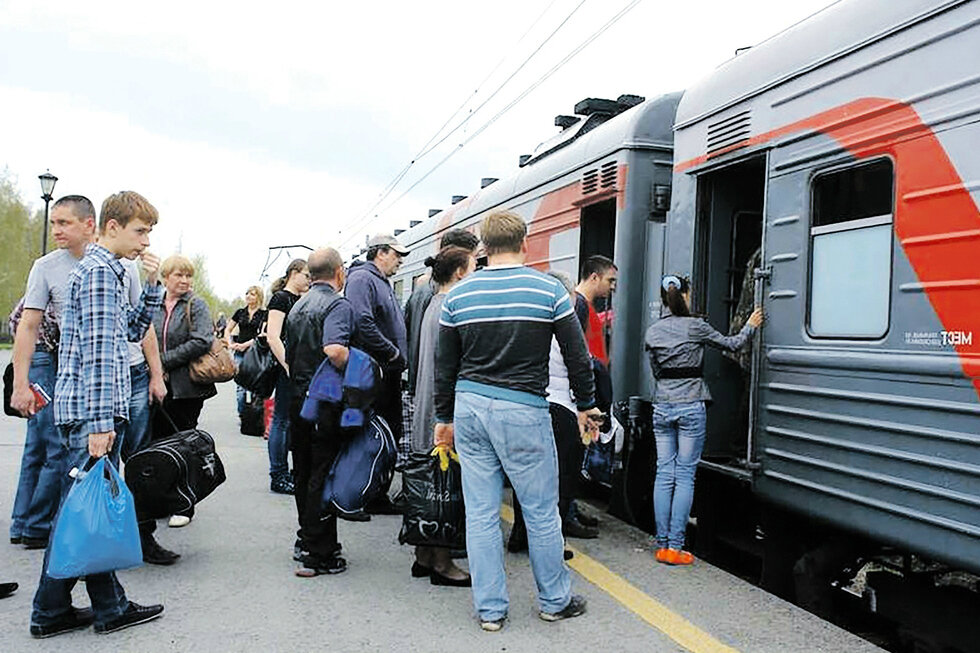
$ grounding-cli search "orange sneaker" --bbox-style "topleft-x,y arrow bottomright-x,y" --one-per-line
658,549 -> 694,565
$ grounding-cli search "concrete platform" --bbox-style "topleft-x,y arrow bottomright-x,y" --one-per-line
0,351 -> 883,652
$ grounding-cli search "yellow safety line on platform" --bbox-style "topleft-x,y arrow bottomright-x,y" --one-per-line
500,503 -> 740,653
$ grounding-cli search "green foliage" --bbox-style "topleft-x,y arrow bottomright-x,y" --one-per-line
189,254 -> 241,323
0,169 -> 43,339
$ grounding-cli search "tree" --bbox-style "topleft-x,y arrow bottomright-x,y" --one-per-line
189,254 -> 241,325
0,170 -> 43,341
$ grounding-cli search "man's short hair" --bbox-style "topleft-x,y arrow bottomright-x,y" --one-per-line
440,228 -> 479,252
160,255 -> 195,279
52,195 -> 96,222
580,254 -> 617,281
479,211 -> 526,256
99,191 -> 159,232
308,247 -> 344,281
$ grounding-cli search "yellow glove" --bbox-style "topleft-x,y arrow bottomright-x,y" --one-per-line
431,445 -> 460,472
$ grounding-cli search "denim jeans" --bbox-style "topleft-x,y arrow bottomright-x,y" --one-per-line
10,349 -> 65,541
32,420 -> 129,629
120,363 -> 151,462
454,392 -> 571,621
268,371 -> 291,478
652,401 -> 707,550
234,351 -> 246,417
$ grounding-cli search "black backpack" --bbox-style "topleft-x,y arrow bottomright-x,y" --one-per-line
125,427 -> 226,519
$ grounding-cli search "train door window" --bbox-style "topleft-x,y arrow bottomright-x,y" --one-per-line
808,159 -> 893,338
579,198 -> 616,268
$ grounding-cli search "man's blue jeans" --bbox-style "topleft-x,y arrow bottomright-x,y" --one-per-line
120,362 -> 151,462
10,349 -> 64,541
652,401 -> 707,550
268,371 -> 291,478
31,420 -> 129,629
454,392 -> 571,621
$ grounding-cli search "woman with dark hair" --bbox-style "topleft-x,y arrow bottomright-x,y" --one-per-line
410,245 -> 476,587
644,274 -> 763,565
266,259 -> 310,494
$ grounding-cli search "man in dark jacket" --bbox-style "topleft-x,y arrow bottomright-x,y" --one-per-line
345,233 -> 408,514
285,247 -> 354,577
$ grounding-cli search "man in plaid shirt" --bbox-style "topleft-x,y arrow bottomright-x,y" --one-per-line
30,191 -> 167,638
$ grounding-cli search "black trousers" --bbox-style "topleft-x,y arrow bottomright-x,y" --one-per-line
140,394 -> 204,534
512,403 -> 583,532
372,368 -> 403,495
290,396 -> 341,558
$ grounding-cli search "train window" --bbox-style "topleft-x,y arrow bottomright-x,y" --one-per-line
808,159 -> 894,338
393,279 -> 405,305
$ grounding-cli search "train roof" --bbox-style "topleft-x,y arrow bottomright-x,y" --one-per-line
399,91 -> 682,248
674,0 -> 957,130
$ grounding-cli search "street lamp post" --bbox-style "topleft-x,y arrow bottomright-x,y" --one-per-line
38,170 -> 58,255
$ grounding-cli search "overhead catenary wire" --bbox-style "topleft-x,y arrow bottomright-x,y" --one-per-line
338,0 -> 589,245
344,0 -> 644,244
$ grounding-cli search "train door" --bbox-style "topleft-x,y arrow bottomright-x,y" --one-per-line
579,197 -> 617,353
692,156 -> 766,464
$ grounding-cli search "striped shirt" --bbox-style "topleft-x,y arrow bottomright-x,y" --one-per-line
54,243 -> 163,433
435,265 -> 594,422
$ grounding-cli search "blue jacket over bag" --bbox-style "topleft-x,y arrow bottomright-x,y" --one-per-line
300,347 -> 381,427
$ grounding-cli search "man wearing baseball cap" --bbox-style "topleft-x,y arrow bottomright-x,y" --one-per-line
344,233 -> 409,514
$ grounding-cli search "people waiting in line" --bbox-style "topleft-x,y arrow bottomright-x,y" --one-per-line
9,196 -> 96,550
643,274 -> 762,566
434,210 -> 600,632
149,255 -> 218,529
508,270 -> 595,554
283,248 -> 353,577
409,245 -> 476,587
225,285 -> 267,428
30,190 -> 165,638
265,258 -> 310,495
345,234 -> 409,515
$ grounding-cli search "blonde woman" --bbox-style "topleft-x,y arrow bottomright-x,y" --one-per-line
225,285 -> 267,422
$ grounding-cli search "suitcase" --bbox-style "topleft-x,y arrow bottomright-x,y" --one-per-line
125,427 -> 226,519
240,392 -> 265,437
322,414 -> 396,518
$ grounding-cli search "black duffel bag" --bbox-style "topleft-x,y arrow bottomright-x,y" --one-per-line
395,451 -> 465,549
236,337 -> 279,398
125,426 -> 226,519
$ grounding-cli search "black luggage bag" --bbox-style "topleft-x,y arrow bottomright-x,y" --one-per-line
125,428 -> 226,519
240,392 -> 265,436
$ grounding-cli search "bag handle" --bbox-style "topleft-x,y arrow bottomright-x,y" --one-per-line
156,405 -> 182,435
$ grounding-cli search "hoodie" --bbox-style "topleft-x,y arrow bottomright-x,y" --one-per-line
345,260 -> 408,369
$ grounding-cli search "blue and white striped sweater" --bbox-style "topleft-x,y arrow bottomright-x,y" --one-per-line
434,265 -> 594,422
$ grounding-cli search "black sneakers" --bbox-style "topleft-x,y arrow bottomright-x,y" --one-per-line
271,472 -> 295,495
295,553 -> 348,577
142,535 -> 180,566
562,516 -> 599,539
93,601 -> 164,634
0,582 -> 17,599
30,607 -> 95,638
539,595 -> 587,622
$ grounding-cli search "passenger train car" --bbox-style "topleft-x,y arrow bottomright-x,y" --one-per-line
388,0 -> 980,646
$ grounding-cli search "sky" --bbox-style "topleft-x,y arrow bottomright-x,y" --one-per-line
0,0 -> 835,299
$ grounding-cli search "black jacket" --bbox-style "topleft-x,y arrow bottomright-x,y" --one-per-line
284,283 -> 345,395
153,292 -> 217,400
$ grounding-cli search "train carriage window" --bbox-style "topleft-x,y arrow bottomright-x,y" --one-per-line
808,159 -> 893,338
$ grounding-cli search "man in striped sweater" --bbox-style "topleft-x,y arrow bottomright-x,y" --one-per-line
434,210 -> 600,632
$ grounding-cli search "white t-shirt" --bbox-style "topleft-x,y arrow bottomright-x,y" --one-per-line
121,258 -> 146,367
23,248 -> 83,318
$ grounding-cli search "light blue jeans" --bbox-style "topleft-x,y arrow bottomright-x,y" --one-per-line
10,349 -> 64,541
454,392 -> 571,621
652,401 -> 707,550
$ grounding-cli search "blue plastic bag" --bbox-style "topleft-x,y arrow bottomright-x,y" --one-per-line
47,457 -> 143,579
